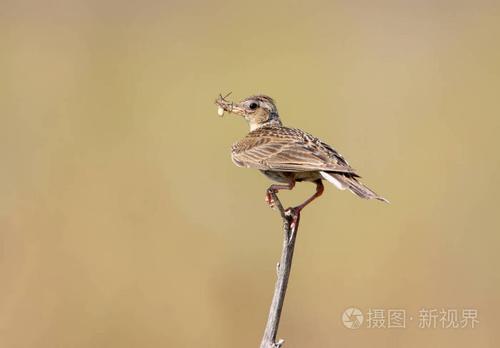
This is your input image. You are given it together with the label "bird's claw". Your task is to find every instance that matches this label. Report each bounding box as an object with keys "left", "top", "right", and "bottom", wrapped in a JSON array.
[
  {"left": 265, "top": 189, "right": 277, "bottom": 208},
  {"left": 285, "top": 207, "right": 301, "bottom": 230}
]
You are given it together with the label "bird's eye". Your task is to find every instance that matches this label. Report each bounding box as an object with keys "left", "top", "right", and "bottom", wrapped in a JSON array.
[{"left": 249, "top": 102, "right": 259, "bottom": 110}]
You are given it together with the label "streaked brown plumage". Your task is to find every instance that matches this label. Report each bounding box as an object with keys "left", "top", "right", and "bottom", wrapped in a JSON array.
[{"left": 215, "top": 94, "right": 387, "bottom": 215}]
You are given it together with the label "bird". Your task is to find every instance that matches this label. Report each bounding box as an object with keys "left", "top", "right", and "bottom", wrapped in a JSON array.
[{"left": 215, "top": 93, "right": 388, "bottom": 217}]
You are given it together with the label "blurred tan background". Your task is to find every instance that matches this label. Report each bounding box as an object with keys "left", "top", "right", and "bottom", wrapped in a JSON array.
[{"left": 1, "top": 0, "right": 499, "bottom": 347}]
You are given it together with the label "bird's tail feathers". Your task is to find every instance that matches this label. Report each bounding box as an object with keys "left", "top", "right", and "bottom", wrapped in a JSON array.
[{"left": 320, "top": 171, "right": 389, "bottom": 203}]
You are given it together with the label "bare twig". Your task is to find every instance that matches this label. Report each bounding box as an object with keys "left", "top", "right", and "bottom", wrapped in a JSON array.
[{"left": 260, "top": 191, "right": 301, "bottom": 348}]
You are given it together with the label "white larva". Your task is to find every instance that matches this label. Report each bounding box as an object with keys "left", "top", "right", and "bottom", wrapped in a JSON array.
[{"left": 217, "top": 106, "right": 224, "bottom": 117}]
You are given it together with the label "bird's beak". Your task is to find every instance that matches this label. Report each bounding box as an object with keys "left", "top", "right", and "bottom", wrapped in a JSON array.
[{"left": 215, "top": 94, "right": 246, "bottom": 117}]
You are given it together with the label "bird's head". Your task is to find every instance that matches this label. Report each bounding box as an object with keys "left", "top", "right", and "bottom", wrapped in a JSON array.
[{"left": 216, "top": 94, "right": 282, "bottom": 131}]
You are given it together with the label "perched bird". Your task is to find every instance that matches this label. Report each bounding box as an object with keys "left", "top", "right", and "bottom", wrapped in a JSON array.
[{"left": 215, "top": 94, "right": 387, "bottom": 216}]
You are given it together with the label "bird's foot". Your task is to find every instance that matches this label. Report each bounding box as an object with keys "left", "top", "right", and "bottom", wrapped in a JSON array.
[
  {"left": 285, "top": 207, "right": 301, "bottom": 230},
  {"left": 265, "top": 189, "right": 277, "bottom": 209}
]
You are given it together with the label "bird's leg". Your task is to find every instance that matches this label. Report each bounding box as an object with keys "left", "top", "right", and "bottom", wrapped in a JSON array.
[
  {"left": 293, "top": 179, "right": 324, "bottom": 211},
  {"left": 287, "top": 180, "right": 324, "bottom": 227},
  {"left": 265, "top": 180, "right": 295, "bottom": 208}
]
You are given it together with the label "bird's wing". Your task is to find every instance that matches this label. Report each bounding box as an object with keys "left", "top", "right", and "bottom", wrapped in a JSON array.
[{"left": 231, "top": 127, "right": 357, "bottom": 174}]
